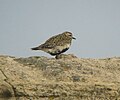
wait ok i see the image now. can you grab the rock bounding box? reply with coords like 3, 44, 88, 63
56, 54, 77, 59
0, 55, 120, 99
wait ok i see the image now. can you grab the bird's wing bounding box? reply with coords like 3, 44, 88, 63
39, 36, 57, 49
42, 35, 59, 48
40, 34, 65, 49
39, 43, 55, 49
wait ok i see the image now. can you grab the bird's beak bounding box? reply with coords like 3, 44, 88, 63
72, 37, 76, 40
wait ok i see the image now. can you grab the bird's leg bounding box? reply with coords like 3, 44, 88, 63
55, 54, 59, 59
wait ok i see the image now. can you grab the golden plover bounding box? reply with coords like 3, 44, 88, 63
31, 31, 76, 58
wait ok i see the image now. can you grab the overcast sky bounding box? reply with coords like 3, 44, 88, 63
0, 0, 120, 58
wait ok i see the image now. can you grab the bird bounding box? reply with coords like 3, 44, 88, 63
31, 31, 76, 59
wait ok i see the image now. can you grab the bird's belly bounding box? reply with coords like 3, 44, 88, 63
47, 44, 70, 55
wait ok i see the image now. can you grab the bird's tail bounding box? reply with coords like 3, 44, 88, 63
31, 47, 40, 50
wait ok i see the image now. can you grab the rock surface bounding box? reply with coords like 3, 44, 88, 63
0, 54, 120, 100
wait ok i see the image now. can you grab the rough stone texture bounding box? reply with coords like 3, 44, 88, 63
0, 54, 120, 100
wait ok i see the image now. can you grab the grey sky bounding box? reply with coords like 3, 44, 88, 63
0, 0, 120, 58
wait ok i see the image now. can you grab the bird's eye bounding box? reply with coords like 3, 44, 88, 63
68, 34, 72, 36
65, 32, 72, 36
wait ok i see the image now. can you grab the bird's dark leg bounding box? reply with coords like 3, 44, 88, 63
55, 54, 59, 59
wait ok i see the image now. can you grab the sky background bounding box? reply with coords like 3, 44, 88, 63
0, 0, 120, 58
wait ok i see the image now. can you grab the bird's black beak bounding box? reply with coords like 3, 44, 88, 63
72, 37, 76, 40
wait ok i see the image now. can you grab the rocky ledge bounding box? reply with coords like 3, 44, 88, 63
0, 54, 120, 100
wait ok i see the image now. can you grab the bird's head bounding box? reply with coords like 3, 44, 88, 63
63, 31, 76, 40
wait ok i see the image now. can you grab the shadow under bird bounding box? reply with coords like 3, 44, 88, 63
31, 31, 76, 58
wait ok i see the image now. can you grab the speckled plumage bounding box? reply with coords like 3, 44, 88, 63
31, 31, 76, 58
